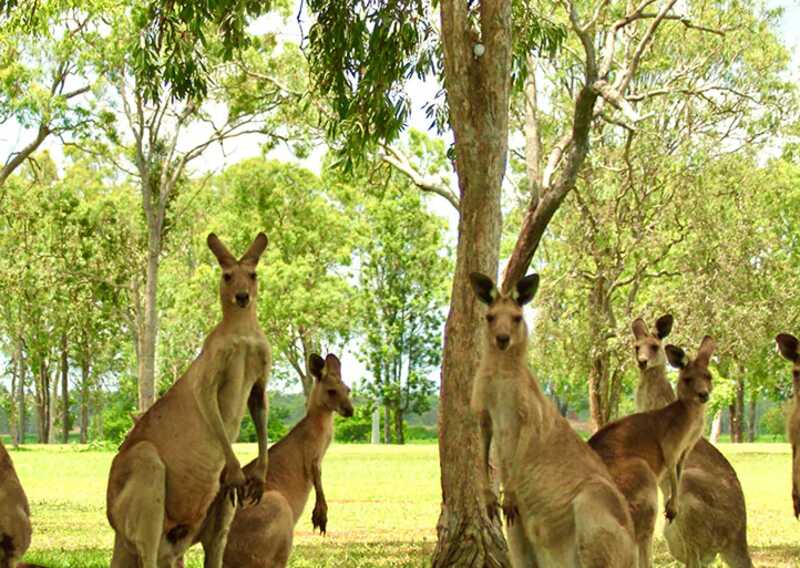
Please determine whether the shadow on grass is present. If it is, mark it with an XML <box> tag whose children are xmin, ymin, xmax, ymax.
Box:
<box><xmin>23</xmin><ymin>541</ymin><xmax>437</xmax><ymax>568</ymax></box>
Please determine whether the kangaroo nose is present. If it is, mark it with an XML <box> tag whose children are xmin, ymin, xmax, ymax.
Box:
<box><xmin>235</xmin><ymin>292</ymin><xmax>250</xmax><ymax>307</ymax></box>
<box><xmin>698</xmin><ymin>392</ymin><xmax>709</xmax><ymax>403</ymax></box>
<box><xmin>638</xmin><ymin>360</ymin><xmax>647</xmax><ymax>370</ymax></box>
<box><xmin>496</xmin><ymin>335</ymin><xmax>510</xmax><ymax>350</ymax></box>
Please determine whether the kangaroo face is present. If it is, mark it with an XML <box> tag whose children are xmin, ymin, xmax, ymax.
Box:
<box><xmin>666</xmin><ymin>335</ymin><xmax>715</xmax><ymax>405</ymax></box>
<box><xmin>220</xmin><ymin>262</ymin><xmax>259</xmax><ymax>309</ymax></box>
<box><xmin>485</xmin><ymin>298</ymin><xmax>526</xmax><ymax>352</ymax></box>
<box><xmin>469</xmin><ymin>272</ymin><xmax>540</xmax><ymax>353</ymax></box>
<box><xmin>631</xmin><ymin>314</ymin><xmax>673</xmax><ymax>371</ymax></box>
<box><xmin>310</xmin><ymin>354</ymin><xmax>354</xmax><ymax>417</ymax></box>
<box><xmin>208</xmin><ymin>233</ymin><xmax>268</xmax><ymax>313</ymax></box>
<box><xmin>676</xmin><ymin>363</ymin><xmax>713</xmax><ymax>404</ymax></box>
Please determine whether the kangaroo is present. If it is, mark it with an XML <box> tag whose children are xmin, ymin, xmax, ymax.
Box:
<box><xmin>0</xmin><ymin>440</ymin><xmax>31</xmax><ymax>568</ymax></box>
<box><xmin>589</xmin><ymin>335</ymin><xmax>715</xmax><ymax>567</ymax></box>
<box><xmin>106</xmin><ymin>233</ymin><xmax>272</xmax><ymax>568</ymax></box>
<box><xmin>469</xmin><ymin>272</ymin><xmax>637</xmax><ymax>568</ymax></box>
<box><xmin>775</xmin><ymin>333</ymin><xmax>800</xmax><ymax>519</ymax></box>
<box><xmin>194</xmin><ymin>352</ymin><xmax>353</xmax><ymax>568</ymax></box>
<box><xmin>633</xmin><ymin>316</ymin><xmax>751</xmax><ymax>568</ymax></box>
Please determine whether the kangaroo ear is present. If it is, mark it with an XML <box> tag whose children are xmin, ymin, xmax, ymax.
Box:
<box><xmin>309</xmin><ymin>354</ymin><xmax>325</xmax><ymax>380</ymax></box>
<box><xmin>240</xmin><ymin>232</ymin><xmax>268</xmax><ymax>265</ymax></box>
<box><xmin>776</xmin><ymin>333</ymin><xmax>800</xmax><ymax>362</ymax></box>
<box><xmin>632</xmin><ymin>318</ymin><xmax>648</xmax><ymax>340</ymax></box>
<box><xmin>695</xmin><ymin>336</ymin><xmax>715</xmax><ymax>368</ymax></box>
<box><xmin>469</xmin><ymin>272</ymin><xmax>498</xmax><ymax>305</ymax></box>
<box><xmin>655</xmin><ymin>314</ymin><xmax>674</xmax><ymax>339</ymax></box>
<box><xmin>513</xmin><ymin>274</ymin><xmax>540</xmax><ymax>307</ymax></box>
<box><xmin>207</xmin><ymin>233</ymin><xmax>237</xmax><ymax>268</ymax></box>
<box><xmin>665</xmin><ymin>345</ymin><xmax>688</xmax><ymax>369</ymax></box>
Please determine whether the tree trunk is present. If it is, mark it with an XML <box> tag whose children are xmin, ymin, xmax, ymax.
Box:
<box><xmin>61</xmin><ymin>333</ymin><xmax>70</xmax><ymax>443</ymax></box>
<box><xmin>709</xmin><ymin>410</ymin><xmax>722</xmax><ymax>444</ymax></box>
<box><xmin>587</xmin><ymin>280</ymin><xmax>610</xmax><ymax>430</ymax></box>
<box><xmin>35</xmin><ymin>360</ymin><xmax>51</xmax><ymax>443</ymax></box>
<box><xmin>138</xmin><ymin>224</ymin><xmax>161</xmax><ymax>412</ymax></box>
<box><xmin>48</xmin><ymin>362</ymin><xmax>58</xmax><ymax>444</ymax></box>
<box><xmin>747</xmin><ymin>390</ymin><xmax>758</xmax><ymax>443</ymax></box>
<box><xmin>433</xmin><ymin>4</ymin><xmax>512</xmax><ymax>565</ymax></box>
<box><xmin>371</xmin><ymin>408</ymin><xmax>381</xmax><ymax>444</ymax></box>
<box><xmin>9</xmin><ymin>343</ymin><xmax>21</xmax><ymax>449</ymax></box>
<box><xmin>734</xmin><ymin>375</ymin><xmax>745</xmax><ymax>443</ymax></box>
<box><xmin>395</xmin><ymin>408</ymin><xmax>405</xmax><ymax>445</ymax></box>
<box><xmin>80</xmin><ymin>358</ymin><xmax>90</xmax><ymax>444</ymax></box>
<box><xmin>17</xmin><ymin>358</ymin><xmax>25</xmax><ymax>445</ymax></box>
<box><xmin>383</xmin><ymin>404</ymin><xmax>391</xmax><ymax>444</ymax></box>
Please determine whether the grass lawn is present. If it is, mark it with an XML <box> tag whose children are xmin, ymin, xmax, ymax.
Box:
<box><xmin>9</xmin><ymin>442</ymin><xmax>799</xmax><ymax>567</ymax></box>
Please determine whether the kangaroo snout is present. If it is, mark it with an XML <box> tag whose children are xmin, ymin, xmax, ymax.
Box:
<box><xmin>235</xmin><ymin>292</ymin><xmax>250</xmax><ymax>307</ymax></box>
<box><xmin>496</xmin><ymin>334</ymin><xmax>510</xmax><ymax>350</ymax></box>
<box><xmin>638</xmin><ymin>359</ymin><xmax>647</xmax><ymax>370</ymax></box>
<box><xmin>341</xmin><ymin>404</ymin><xmax>354</xmax><ymax>418</ymax></box>
<box><xmin>698</xmin><ymin>392</ymin><xmax>709</xmax><ymax>403</ymax></box>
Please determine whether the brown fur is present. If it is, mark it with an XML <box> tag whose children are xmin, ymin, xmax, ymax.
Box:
<box><xmin>193</xmin><ymin>353</ymin><xmax>353</xmax><ymax>568</ymax></box>
<box><xmin>776</xmin><ymin>333</ymin><xmax>800</xmax><ymax>519</ymax></box>
<box><xmin>469</xmin><ymin>273</ymin><xmax>637</xmax><ymax>568</ymax></box>
<box><xmin>106</xmin><ymin>233</ymin><xmax>272</xmax><ymax>568</ymax></box>
<box><xmin>0</xmin><ymin>441</ymin><xmax>31</xmax><ymax>568</ymax></box>
<box><xmin>589</xmin><ymin>334</ymin><xmax>714</xmax><ymax>567</ymax></box>
<box><xmin>634</xmin><ymin>316</ymin><xmax>751</xmax><ymax>568</ymax></box>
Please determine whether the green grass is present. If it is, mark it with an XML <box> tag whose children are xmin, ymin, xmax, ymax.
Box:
<box><xmin>9</xmin><ymin>443</ymin><xmax>799</xmax><ymax>567</ymax></box>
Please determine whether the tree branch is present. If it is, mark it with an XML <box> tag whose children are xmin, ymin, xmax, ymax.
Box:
<box><xmin>380</xmin><ymin>145</ymin><xmax>460</xmax><ymax>212</ymax></box>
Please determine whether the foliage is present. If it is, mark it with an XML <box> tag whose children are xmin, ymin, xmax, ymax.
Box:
<box><xmin>357</xmin><ymin>176</ymin><xmax>450</xmax><ymax>443</ymax></box>
<box><xmin>333</xmin><ymin>404</ymin><xmax>373</xmax><ymax>443</ymax></box>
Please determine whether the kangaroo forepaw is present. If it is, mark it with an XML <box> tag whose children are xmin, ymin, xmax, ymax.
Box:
<box><xmin>243</xmin><ymin>475</ymin><xmax>265</xmax><ymax>506</ymax></box>
<box><xmin>312</xmin><ymin>503</ymin><xmax>328</xmax><ymax>535</ymax></box>
<box><xmin>502</xmin><ymin>491</ymin><xmax>519</xmax><ymax>526</ymax></box>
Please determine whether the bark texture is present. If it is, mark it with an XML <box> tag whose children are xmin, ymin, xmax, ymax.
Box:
<box><xmin>432</xmin><ymin>0</ymin><xmax>513</xmax><ymax>565</ymax></box>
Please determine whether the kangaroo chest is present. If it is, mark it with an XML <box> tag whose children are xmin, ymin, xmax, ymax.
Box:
<box><xmin>485</xmin><ymin>376</ymin><xmax>523</xmax><ymax>474</ymax></box>
<box><xmin>217</xmin><ymin>335</ymin><xmax>270</xmax><ymax>440</ymax></box>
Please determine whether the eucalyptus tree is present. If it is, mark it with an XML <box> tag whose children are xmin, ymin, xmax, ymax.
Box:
<box><xmin>358</xmin><ymin>180</ymin><xmax>450</xmax><ymax>444</ymax></box>
<box><xmin>0</xmin><ymin>0</ymin><xmax>108</xmax><ymax>186</ymax></box>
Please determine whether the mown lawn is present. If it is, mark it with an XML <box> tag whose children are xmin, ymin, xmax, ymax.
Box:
<box><xmin>10</xmin><ymin>442</ymin><xmax>799</xmax><ymax>567</ymax></box>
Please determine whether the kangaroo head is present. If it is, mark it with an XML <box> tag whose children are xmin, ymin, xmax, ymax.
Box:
<box><xmin>665</xmin><ymin>335</ymin><xmax>715</xmax><ymax>405</ymax></box>
<box><xmin>469</xmin><ymin>272</ymin><xmax>539</xmax><ymax>353</ymax></box>
<box><xmin>631</xmin><ymin>314</ymin><xmax>673</xmax><ymax>371</ymax></box>
<box><xmin>309</xmin><ymin>353</ymin><xmax>354</xmax><ymax>417</ymax></box>
<box><xmin>207</xmin><ymin>233</ymin><xmax>268</xmax><ymax>314</ymax></box>
<box><xmin>776</xmin><ymin>333</ymin><xmax>800</xmax><ymax>397</ymax></box>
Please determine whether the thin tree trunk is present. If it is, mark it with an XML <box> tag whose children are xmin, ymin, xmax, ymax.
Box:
<box><xmin>138</xmin><ymin>224</ymin><xmax>161</xmax><ymax>412</ymax></box>
<box><xmin>709</xmin><ymin>410</ymin><xmax>722</xmax><ymax>444</ymax></box>
<box><xmin>9</xmin><ymin>343</ymin><xmax>20</xmax><ymax>448</ymax></box>
<box><xmin>48</xmin><ymin>360</ymin><xmax>58</xmax><ymax>444</ymax></box>
<box><xmin>734</xmin><ymin>375</ymin><xmax>745</xmax><ymax>443</ymax></box>
<box><xmin>383</xmin><ymin>404</ymin><xmax>391</xmax><ymax>444</ymax></box>
<box><xmin>17</xmin><ymin>358</ymin><xmax>25</xmax><ymax>445</ymax></box>
<box><xmin>432</xmin><ymin>1</ymin><xmax>513</xmax><ymax>565</ymax></box>
<box><xmin>61</xmin><ymin>333</ymin><xmax>70</xmax><ymax>443</ymax></box>
<box><xmin>395</xmin><ymin>407</ymin><xmax>405</xmax><ymax>445</ymax></box>
<box><xmin>747</xmin><ymin>390</ymin><xmax>758</xmax><ymax>443</ymax></box>
<box><xmin>371</xmin><ymin>408</ymin><xmax>380</xmax><ymax>444</ymax></box>
<box><xmin>80</xmin><ymin>358</ymin><xmax>90</xmax><ymax>444</ymax></box>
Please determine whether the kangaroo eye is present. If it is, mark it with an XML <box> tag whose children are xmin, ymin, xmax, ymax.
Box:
<box><xmin>223</xmin><ymin>273</ymin><xmax>232</xmax><ymax>282</ymax></box>
<box><xmin>513</xmin><ymin>316</ymin><xmax>522</xmax><ymax>323</ymax></box>
<box><xmin>249</xmin><ymin>272</ymin><xmax>257</xmax><ymax>280</ymax></box>
<box><xmin>650</xmin><ymin>345</ymin><xmax>657</xmax><ymax>353</ymax></box>
<box><xmin>327</xmin><ymin>389</ymin><xmax>337</xmax><ymax>397</ymax></box>
<box><xmin>486</xmin><ymin>315</ymin><xmax>495</xmax><ymax>323</ymax></box>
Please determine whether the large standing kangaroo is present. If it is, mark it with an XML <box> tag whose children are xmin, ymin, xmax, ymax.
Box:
<box><xmin>106</xmin><ymin>233</ymin><xmax>272</xmax><ymax>568</ymax></box>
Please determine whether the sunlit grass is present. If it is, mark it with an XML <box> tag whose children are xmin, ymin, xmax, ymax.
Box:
<box><xmin>11</xmin><ymin>442</ymin><xmax>799</xmax><ymax>566</ymax></box>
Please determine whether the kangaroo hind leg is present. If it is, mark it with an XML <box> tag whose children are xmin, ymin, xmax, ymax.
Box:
<box><xmin>109</xmin><ymin>442</ymin><xmax>167</xmax><ymax>568</ymax></box>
